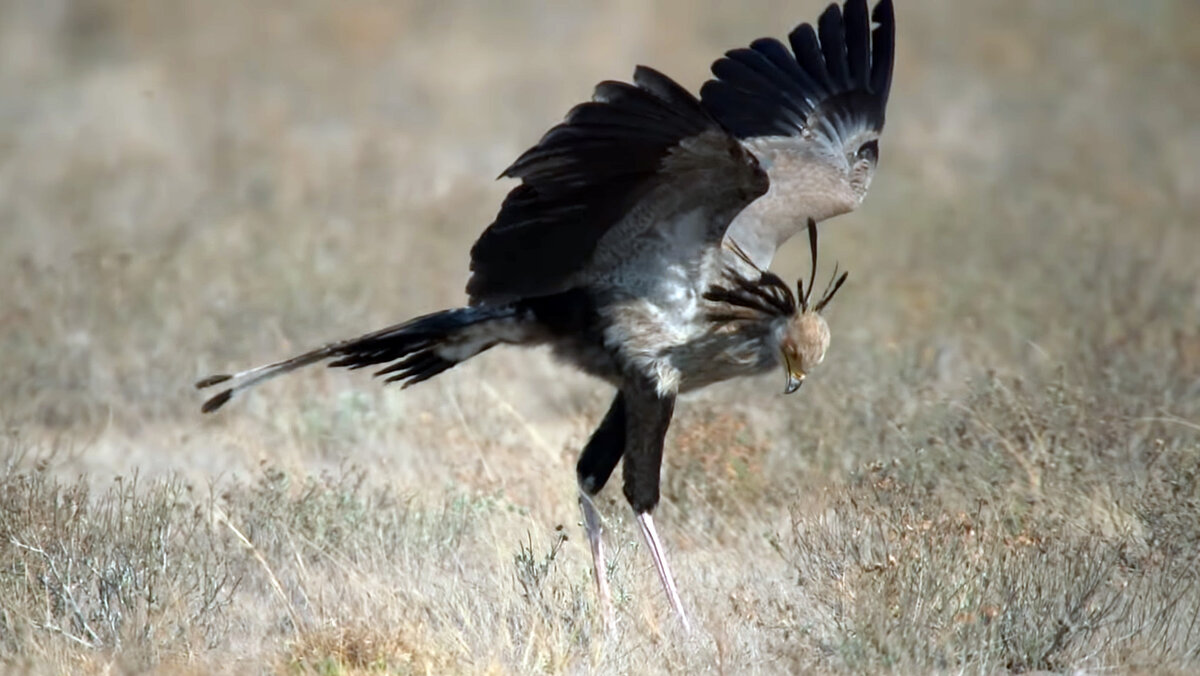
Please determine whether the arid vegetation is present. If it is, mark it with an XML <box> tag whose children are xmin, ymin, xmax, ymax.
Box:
<box><xmin>2</xmin><ymin>0</ymin><xmax>1198</xmax><ymax>672</ymax></box>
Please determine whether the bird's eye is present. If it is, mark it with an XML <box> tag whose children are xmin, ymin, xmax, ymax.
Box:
<box><xmin>856</xmin><ymin>140</ymin><xmax>879</xmax><ymax>164</ymax></box>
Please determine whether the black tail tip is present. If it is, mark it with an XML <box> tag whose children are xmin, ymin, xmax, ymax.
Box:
<box><xmin>195</xmin><ymin>374</ymin><xmax>232</xmax><ymax>389</ymax></box>
<box><xmin>201</xmin><ymin>389</ymin><xmax>234</xmax><ymax>414</ymax></box>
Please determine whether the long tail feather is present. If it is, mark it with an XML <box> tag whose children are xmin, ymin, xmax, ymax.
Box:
<box><xmin>196</xmin><ymin>305</ymin><xmax>524</xmax><ymax>413</ymax></box>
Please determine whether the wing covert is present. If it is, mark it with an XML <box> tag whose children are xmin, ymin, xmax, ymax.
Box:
<box><xmin>468</xmin><ymin>66</ymin><xmax>766</xmax><ymax>305</ymax></box>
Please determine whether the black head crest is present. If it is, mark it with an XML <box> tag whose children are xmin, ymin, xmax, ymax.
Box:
<box><xmin>797</xmin><ymin>219</ymin><xmax>848</xmax><ymax>313</ymax></box>
<box><xmin>705</xmin><ymin>241</ymin><xmax>797</xmax><ymax>322</ymax></box>
<box><xmin>798</xmin><ymin>219</ymin><xmax>819</xmax><ymax>311</ymax></box>
<box><xmin>814</xmin><ymin>264</ymin><xmax>849</xmax><ymax>312</ymax></box>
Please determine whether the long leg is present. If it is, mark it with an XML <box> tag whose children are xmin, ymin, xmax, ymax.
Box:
<box><xmin>636</xmin><ymin>511</ymin><xmax>689</xmax><ymax>631</ymax></box>
<box><xmin>576</xmin><ymin>393</ymin><xmax>626</xmax><ymax>632</ymax></box>
<box><xmin>577</xmin><ymin>394</ymin><xmax>626</xmax><ymax>494</ymax></box>
<box><xmin>579</xmin><ymin>492</ymin><xmax>615</xmax><ymax>633</ymax></box>
<box><xmin>620</xmin><ymin>379</ymin><xmax>690</xmax><ymax>630</ymax></box>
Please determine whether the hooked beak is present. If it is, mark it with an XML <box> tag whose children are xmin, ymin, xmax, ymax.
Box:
<box><xmin>782</xmin><ymin>353</ymin><xmax>805</xmax><ymax>395</ymax></box>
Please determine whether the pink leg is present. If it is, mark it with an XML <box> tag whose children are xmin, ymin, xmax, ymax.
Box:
<box><xmin>636</xmin><ymin>511</ymin><xmax>691</xmax><ymax>631</ymax></box>
<box><xmin>579</xmin><ymin>491</ymin><xmax>616</xmax><ymax>633</ymax></box>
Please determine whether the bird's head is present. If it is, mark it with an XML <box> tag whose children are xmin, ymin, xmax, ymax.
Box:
<box><xmin>780</xmin><ymin>310</ymin><xmax>830</xmax><ymax>394</ymax></box>
<box><xmin>706</xmin><ymin>220</ymin><xmax>847</xmax><ymax>394</ymax></box>
<box><xmin>779</xmin><ymin>221</ymin><xmax>847</xmax><ymax>393</ymax></box>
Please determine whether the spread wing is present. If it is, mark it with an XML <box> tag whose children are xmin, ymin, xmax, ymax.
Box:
<box><xmin>699</xmin><ymin>0</ymin><xmax>895</xmax><ymax>267</ymax></box>
<box><xmin>467</xmin><ymin>66</ymin><xmax>768</xmax><ymax>305</ymax></box>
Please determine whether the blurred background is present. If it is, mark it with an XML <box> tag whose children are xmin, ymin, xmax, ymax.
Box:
<box><xmin>1</xmin><ymin>1</ymin><xmax>1198</xmax><ymax>672</ymax></box>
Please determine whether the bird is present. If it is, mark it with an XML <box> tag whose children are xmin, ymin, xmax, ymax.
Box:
<box><xmin>196</xmin><ymin>0</ymin><xmax>894</xmax><ymax>631</ymax></box>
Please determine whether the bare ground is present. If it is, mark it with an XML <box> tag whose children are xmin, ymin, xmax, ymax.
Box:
<box><xmin>1</xmin><ymin>0</ymin><xmax>1199</xmax><ymax>673</ymax></box>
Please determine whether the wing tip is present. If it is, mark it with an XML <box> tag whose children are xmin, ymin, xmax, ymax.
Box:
<box><xmin>869</xmin><ymin>0</ymin><xmax>896</xmax><ymax>104</ymax></box>
<box><xmin>872</xmin><ymin>0</ymin><xmax>895</xmax><ymax>26</ymax></box>
<box><xmin>701</xmin><ymin>0</ymin><xmax>894</xmax><ymax>140</ymax></box>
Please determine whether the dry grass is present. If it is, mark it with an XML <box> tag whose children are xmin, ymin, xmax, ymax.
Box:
<box><xmin>2</xmin><ymin>0</ymin><xmax>1199</xmax><ymax>673</ymax></box>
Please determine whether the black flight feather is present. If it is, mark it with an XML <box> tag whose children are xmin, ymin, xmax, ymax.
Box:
<box><xmin>869</xmin><ymin>0</ymin><xmax>895</xmax><ymax>107</ymax></box>
<box><xmin>843</xmin><ymin>0</ymin><xmax>871</xmax><ymax>90</ymax></box>
<box><xmin>700</xmin><ymin>0</ymin><xmax>894</xmax><ymax>142</ymax></box>
<box><xmin>789</xmin><ymin>24</ymin><xmax>835</xmax><ymax>95</ymax></box>
<box><xmin>818</xmin><ymin>4</ymin><xmax>851</xmax><ymax>91</ymax></box>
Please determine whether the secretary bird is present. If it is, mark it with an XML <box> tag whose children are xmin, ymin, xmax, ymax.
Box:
<box><xmin>197</xmin><ymin>0</ymin><xmax>894</xmax><ymax>630</ymax></box>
